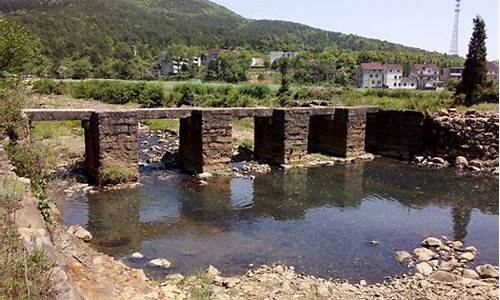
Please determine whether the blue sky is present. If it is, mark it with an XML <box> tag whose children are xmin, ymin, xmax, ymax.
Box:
<box><xmin>211</xmin><ymin>0</ymin><xmax>499</xmax><ymax>60</ymax></box>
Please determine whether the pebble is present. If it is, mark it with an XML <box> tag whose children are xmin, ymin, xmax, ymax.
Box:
<box><xmin>421</xmin><ymin>237</ymin><xmax>443</xmax><ymax>248</ymax></box>
<box><xmin>148</xmin><ymin>258</ymin><xmax>171</xmax><ymax>269</ymax></box>
<box><xmin>131</xmin><ymin>252</ymin><xmax>144</xmax><ymax>259</ymax></box>
<box><xmin>476</xmin><ymin>264</ymin><xmax>499</xmax><ymax>279</ymax></box>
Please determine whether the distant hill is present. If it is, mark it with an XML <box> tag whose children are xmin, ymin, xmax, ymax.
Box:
<box><xmin>0</xmin><ymin>0</ymin><xmax>428</xmax><ymax>60</ymax></box>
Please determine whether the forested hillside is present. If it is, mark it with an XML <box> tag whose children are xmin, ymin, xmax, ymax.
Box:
<box><xmin>2</xmin><ymin>0</ymin><xmax>427</xmax><ymax>60</ymax></box>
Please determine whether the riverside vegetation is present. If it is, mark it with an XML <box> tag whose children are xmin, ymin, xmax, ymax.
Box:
<box><xmin>32</xmin><ymin>78</ymin><xmax>498</xmax><ymax>113</ymax></box>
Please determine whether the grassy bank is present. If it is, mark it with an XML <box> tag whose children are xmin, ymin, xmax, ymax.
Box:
<box><xmin>0</xmin><ymin>175</ymin><xmax>52</xmax><ymax>299</ymax></box>
<box><xmin>32</xmin><ymin>79</ymin><xmax>498</xmax><ymax>113</ymax></box>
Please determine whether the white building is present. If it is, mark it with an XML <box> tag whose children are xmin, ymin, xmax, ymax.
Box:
<box><xmin>410</xmin><ymin>64</ymin><xmax>441</xmax><ymax>90</ymax></box>
<box><xmin>357</xmin><ymin>63</ymin><xmax>384</xmax><ymax>88</ymax></box>
<box><xmin>399</xmin><ymin>77</ymin><xmax>417</xmax><ymax>89</ymax></box>
<box><xmin>270</xmin><ymin>51</ymin><xmax>298</xmax><ymax>64</ymax></box>
<box><xmin>383</xmin><ymin>64</ymin><xmax>403</xmax><ymax>89</ymax></box>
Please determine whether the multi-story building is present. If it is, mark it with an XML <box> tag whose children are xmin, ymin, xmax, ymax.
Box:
<box><xmin>486</xmin><ymin>62</ymin><xmax>499</xmax><ymax>81</ymax></box>
<box><xmin>442</xmin><ymin>67</ymin><xmax>464</xmax><ymax>81</ymax></box>
<box><xmin>357</xmin><ymin>63</ymin><xmax>384</xmax><ymax>88</ymax></box>
<box><xmin>383</xmin><ymin>64</ymin><xmax>403</xmax><ymax>88</ymax></box>
<box><xmin>410</xmin><ymin>64</ymin><xmax>441</xmax><ymax>90</ymax></box>
<box><xmin>399</xmin><ymin>77</ymin><xmax>417</xmax><ymax>89</ymax></box>
<box><xmin>270</xmin><ymin>51</ymin><xmax>298</xmax><ymax>64</ymax></box>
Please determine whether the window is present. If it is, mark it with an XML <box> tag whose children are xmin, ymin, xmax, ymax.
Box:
<box><xmin>390</xmin><ymin>69</ymin><xmax>393</xmax><ymax>72</ymax></box>
<box><xmin>394</xmin><ymin>75</ymin><xmax>397</xmax><ymax>79</ymax></box>
<box><xmin>398</xmin><ymin>83</ymin><xmax>401</xmax><ymax>86</ymax></box>
<box><xmin>403</xmin><ymin>83</ymin><xmax>407</xmax><ymax>86</ymax></box>
<box><xmin>411</xmin><ymin>83</ymin><xmax>415</xmax><ymax>87</ymax></box>
<box><xmin>370</xmin><ymin>74</ymin><xmax>373</xmax><ymax>78</ymax></box>
<box><xmin>375</xmin><ymin>74</ymin><xmax>379</xmax><ymax>78</ymax></box>
<box><xmin>377</xmin><ymin>80</ymin><xmax>381</xmax><ymax>84</ymax></box>
<box><xmin>372</xmin><ymin>81</ymin><xmax>375</xmax><ymax>85</ymax></box>
<box><xmin>394</xmin><ymin>82</ymin><xmax>397</xmax><ymax>86</ymax></box>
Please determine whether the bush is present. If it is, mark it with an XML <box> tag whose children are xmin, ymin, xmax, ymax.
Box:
<box><xmin>100</xmin><ymin>164</ymin><xmax>138</xmax><ymax>185</ymax></box>
<box><xmin>32</xmin><ymin>79</ymin><xmax>66</xmax><ymax>95</ymax></box>
<box><xmin>0</xmin><ymin>79</ymin><xmax>26</xmax><ymax>140</ymax></box>
<box><xmin>138</xmin><ymin>84</ymin><xmax>165</xmax><ymax>108</ymax></box>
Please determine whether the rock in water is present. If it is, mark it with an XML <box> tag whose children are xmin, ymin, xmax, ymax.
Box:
<box><xmin>67</xmin><ymin>225</ymin><xmax>93</xmax><ymax>242</ymax></box>
<box><xmin>395</xmin><ymin>251</ymin><xmax>412</xmax><ymax>263</ymax></box>
<box><xmin>148</xmin><ymin>258</ymin><xmax>171</xmax><ymax>269</ymax></box>
<box><xmin>413</xmin><ymin>247</ymin><xmax>438</xmax><ymax>262</ymax></box>
<box><xmin>455</xmin><ymin>156</ymin><xmax>468</xmax><ymax>168</ymax></box>
<box><xmin>206</xmin><ymin>265</ymin><xmax>220</xmax><ymax>277</ymax></box>
<box><xmin>131</xmin><ymin>252</ymin><xmax>144</xmax><ymax>259</ymax></box>
<box><xmin>421</xmin><ymin>237</ymin><xmax>443</xmax><ymax>248</ymax></box>
<box><xmin>416</xmin><ymin>262</ymin><xmax>433</xmax><ymax>276</ymax></box>
<box><xmin>476</xmin><ymin>264</ymin><xmax>499</xmax><ymax>279</ymax></box>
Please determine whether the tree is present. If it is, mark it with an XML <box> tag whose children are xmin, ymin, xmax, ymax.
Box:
<box><xmin>277</xmin><ymin>57</ymin><xmax>290</xmax><ymax>95</ymax></box>
<box><xmin>456</xmin><ymin>16</ymin><xmax>488</xmax><ymax>106</ymax></box>
<box><xmin>0</xmin><ymin>18</ymin><xmax>42</xmax><ymax>72</ymax></box>
<box><xmin>218</xmin><ymin>52</ymin><xmax>251</xmax><ymax>83</ymax></box>
<box><xmin>71</xmin><ymin>56</ymin><xmax>94</xmax><ymax>79</ymax></box>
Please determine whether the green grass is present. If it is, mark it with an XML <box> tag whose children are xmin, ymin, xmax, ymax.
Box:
<box><xmin>100</xmin><ymin>164</ymin><xmax>138</xmax><ymax>185</ymax></box>
<box><xmin>143</xmin><ymin>119</ymin><xmax>179</xmax><ymax>133</ymax></box>
<box><xmin>32</xmin><ymin>120</ymin><xmax>82</xmax><ymax>140</ymax></box>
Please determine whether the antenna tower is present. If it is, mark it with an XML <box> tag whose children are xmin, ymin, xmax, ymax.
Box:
<box><xmin>449</xmin><ymin>0</ymin><xmax>461</xmax><ymax>56</ymax></box>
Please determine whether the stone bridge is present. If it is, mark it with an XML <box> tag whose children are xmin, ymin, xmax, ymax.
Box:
<box><xmin>23</xmin><ymin>107</ymin><xmax>378</xmax><ymax>184</ymax></box>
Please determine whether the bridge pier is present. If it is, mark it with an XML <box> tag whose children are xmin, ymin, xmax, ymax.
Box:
<box><xmin>179</xmin><ymin>110</ymin><xmax>233</xmax><ymax>174</ymax></box>
<box><xmin>254</xmin><ymin>109</ymin><xmax>310</xmax><ymax>164</ymax></box>
<box><xmin>308</xmin><ymin>107</ymin><xmax>376</xmax><ymax>158</ymax></box>
<box><xmin>83</xmin><ymin>111</ymin><xmax>139</xmax><ymax>185</ymax></box>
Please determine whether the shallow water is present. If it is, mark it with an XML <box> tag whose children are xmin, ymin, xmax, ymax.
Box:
<box><xmin>63</xmin><ymin>158</ymin><xmax>499</xmax><ymax>282</ymax></box>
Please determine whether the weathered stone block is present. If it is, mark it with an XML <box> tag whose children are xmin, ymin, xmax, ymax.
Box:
<box><xmin>254</xmin><ymin>109</ymin><xmax>310</xmax><ymax>164</ymax></box>
<box><xmin>309</xmin><ymin>107</ymin><xmax>375</xmax><ymax>158</ymax></box>
<box><xmin>84</xmin><ymin>112</ymin><xmax>139</xmax><ymax>185</ymax></box>
<box><xmin>179</xmin><ymin>110</ymin><xmax>232</xmax><ymax>174</ymax></box>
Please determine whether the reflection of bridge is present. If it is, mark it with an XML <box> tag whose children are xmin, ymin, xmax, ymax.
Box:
<box><xmin>86</xmin><ymin>162</ymin><xmax>498</xmax><ymax>253</ymax></box>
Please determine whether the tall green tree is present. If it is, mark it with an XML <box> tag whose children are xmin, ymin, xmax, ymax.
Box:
<box><xmin>456</xmin><ymin>16</ymin><xmax>488</xmax><ymax>106</ymax></box>
<box><xmin>0</xmin><ymin>18</ymin><xmax>42</xmax><ymax>72</ymax></box>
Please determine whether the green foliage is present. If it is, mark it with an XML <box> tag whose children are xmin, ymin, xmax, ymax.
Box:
<box><xmin>276</xmin><ymin>57</ymin><xmax>290</xmax><ymax>95</ymax></box>
<box><xmin>68</xmin><ymin>80</ymin><xmax>146</xmax><ymax>104</ymax></box>
<box><xmin>138</xmin><ymin>84</ymin><xmax>165</xmax><ymax>108</ymax></box>
<box><xmin>455</xmin><ymin>16</ymin><xmax>494</xmax><ymax>106</ymax></box>
<box><xmin>6</xmin><ymin>143</ymin><xmax>51</xmax><ymax>189</ymax></box>
<box><xmin>0</xmin><ymin>18</ymin><xmax>42</xmax><ymax>72</ymax></box>
<box><xmin>100</xmin><ymin>164</ymin><xmax>138</xmax><ymax>185</ymax></box>
<box><xmin>32</xmin><ymin>79</ymin><xmax>66</xmax><ymax>95</ymax></box>
<box><xmin>0</xmin><ymin>79</ymin><xmax>26</xmax><ymax>140</ymax></box>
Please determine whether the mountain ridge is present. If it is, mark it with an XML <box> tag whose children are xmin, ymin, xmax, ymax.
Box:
<box><xmin>0</xmin><ymin>0</ymin><xmax>441</xmax><ymax>60</ymax></box>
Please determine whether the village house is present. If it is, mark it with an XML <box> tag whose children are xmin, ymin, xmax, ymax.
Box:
<box><xmin>269</xmin><ymin>51</ymin><xmax>298</xmax><ymax>64</ymax></box>
<box><xmin>383</xmin><ymin>64</ymin><xmax>403</xmax><ymax>88</ymax></box>
<box><xmin>205</xmin><ymin>48</ymin><xmax>226</xmax><ymax>65</ymax></box>
<box><xmin>399</xmin><ymin>77</ymin><xmax>417</xmax><ymax>89</ymax></box>
<box><xmin>251</xmin><ymin>57</ymin><xmax>266</xmax><ymax>68</ymax></box>
<box><xmin>442</xmin><ymin>66</ymin><xmax>464</xmax><ymax>81</ymax></box>
<box><xmin>486</xmin><ymin>61</ymin><xmax>499</xmax><ymax>81</ymax></box>
<box><xmin>410</xmin><ymin>64</ymin><xmax>441</xmax><ymax>90</ymax></box>
<box><xmin>160</xmin><ymin>54</ymin><xmax>201</xmax><ymax>75</ymax></box>
<box><xmin>356</xmin><ymin>63</ymin><xmax>384</xmax><ymax>88</ymax></box>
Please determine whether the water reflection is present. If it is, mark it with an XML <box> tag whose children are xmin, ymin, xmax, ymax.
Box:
<box><xmin>66</xmin><ymin>158</ymin><xmax>499</xmax><ymax>281</ymax></box>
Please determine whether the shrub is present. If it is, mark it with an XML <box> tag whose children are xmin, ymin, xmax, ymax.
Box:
<box><xmin>100</xmin><ymin>164</ymin><xmax>137</xmax><ymax>185</ymax></box>
<box><xmin>32</xmin><ymin>79</ymin><xmax>66</xmax><ymax>95</ymax></box>
<box><xmin>0</xmin><ymin>79</ymin><xmax>26</xmax><ymax>140</ymax></box>
<box><xmin>239</xmin><ymin>84</ymin><xmax>272</xmax><ymax>99</ymax></box>
<box><xmin>138</xmin><ymin>84</ymin><xmax>165</xmax><ymax>108</ymax></box>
